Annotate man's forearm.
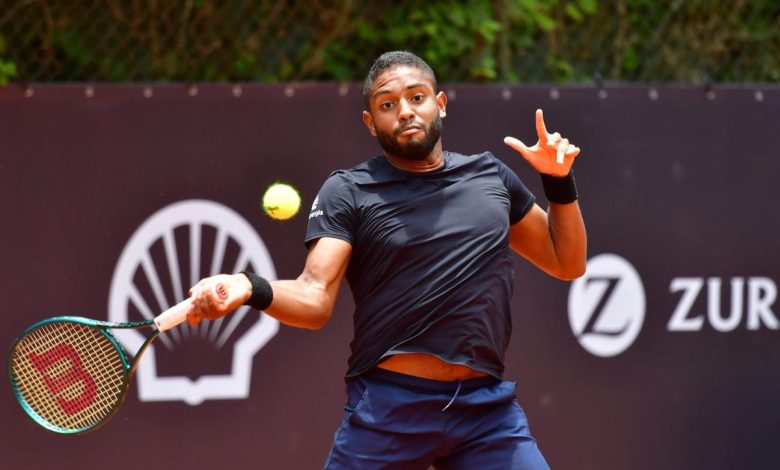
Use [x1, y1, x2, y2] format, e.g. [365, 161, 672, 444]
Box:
[263, 278, 337, 330]
[547, 200, 587, 280]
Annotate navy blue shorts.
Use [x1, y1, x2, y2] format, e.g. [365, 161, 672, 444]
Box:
[323, 368, 549, 470]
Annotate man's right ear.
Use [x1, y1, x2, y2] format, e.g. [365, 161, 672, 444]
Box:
[362, 110, 377, 136]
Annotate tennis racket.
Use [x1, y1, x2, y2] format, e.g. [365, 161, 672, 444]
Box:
[7, 286, 225, 435]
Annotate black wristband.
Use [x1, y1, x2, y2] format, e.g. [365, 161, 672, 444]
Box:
[540, 170, 578, 204]
[240, 271, 274, 310]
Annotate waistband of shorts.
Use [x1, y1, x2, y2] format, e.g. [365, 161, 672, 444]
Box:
[359, 367, 501, 394]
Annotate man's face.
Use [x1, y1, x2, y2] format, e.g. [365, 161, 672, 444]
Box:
[363, 66, 447, 161]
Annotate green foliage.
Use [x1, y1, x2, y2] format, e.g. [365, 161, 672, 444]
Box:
[0, 0, 777, 83]
[0, 59, 17, 85]
[0, 35, 18, 85]
[331, 1, 504, 81]
[315, 0, 587, 82]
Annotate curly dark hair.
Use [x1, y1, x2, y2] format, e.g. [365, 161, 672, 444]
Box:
[362, 51, 437, 108]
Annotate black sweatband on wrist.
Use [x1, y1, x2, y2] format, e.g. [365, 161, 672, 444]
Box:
[540, 170, 578, 204]
[240, 271, 274, 310]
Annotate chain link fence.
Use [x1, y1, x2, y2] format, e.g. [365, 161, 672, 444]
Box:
[1, 0, 778, 84]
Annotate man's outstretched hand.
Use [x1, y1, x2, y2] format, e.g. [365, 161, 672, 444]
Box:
[503, 109, 580, 177]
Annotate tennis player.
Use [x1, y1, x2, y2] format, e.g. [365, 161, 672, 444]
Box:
[188, 51, 586, 469]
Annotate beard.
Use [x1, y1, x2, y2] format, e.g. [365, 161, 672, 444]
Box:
[375, 114, 443, 161]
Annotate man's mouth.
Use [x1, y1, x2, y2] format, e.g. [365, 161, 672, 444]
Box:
[397, 124, 423, 136]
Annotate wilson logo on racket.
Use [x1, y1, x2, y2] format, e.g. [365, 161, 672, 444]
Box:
[8, 300, 198, 434]
[27, 343, 97, 416]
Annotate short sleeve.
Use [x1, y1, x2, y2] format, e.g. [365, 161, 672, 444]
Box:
[305, 171, 357, 247]
[493, 156, 536, 225]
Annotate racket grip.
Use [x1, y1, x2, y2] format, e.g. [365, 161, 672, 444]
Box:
[153, 298, 193, 332]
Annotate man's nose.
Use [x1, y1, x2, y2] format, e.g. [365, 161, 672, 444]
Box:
[398, 98, 415, 120]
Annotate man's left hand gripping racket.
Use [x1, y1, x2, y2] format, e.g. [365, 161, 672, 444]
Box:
[7, 286, 226, 435]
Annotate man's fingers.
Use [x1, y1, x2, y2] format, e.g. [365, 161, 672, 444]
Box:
[547, 132, 561, 148]
[187, 311, 202, 327]
[535, 109, 549, 142]
[556, 138, 569, 164]
[503, 136, 531, 157]
[566, 145, 580, 158]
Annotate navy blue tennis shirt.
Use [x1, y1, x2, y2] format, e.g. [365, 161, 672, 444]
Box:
[305, 151, 536, 379]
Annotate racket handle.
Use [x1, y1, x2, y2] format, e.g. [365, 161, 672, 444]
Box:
[153, 298, 193, 332]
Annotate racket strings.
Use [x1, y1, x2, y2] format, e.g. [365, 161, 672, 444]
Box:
[10, 322, 127, 431]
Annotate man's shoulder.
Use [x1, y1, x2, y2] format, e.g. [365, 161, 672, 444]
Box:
[445, 150, 501, 171]
[446, 150, 496, 161]
[325, 155, 400, 185]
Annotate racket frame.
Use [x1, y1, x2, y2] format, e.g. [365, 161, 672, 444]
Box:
[8, 316, 161, 435]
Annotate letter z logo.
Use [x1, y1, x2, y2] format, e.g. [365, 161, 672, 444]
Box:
[568, 254, 646, 357]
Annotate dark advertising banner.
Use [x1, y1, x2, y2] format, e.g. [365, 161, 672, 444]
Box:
[1, 83, 778, 469]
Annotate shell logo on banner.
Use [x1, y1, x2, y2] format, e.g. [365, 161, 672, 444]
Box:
[108, 200, 279, 405]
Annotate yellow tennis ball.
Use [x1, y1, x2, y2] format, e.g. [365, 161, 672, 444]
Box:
[262, 183, 301, 220]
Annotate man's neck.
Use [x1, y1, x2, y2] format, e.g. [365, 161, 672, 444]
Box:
[384, 142, 444, 173]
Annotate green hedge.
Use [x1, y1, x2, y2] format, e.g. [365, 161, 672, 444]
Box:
[0, 0, 777, 83]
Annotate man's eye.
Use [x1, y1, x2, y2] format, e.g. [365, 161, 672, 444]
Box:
[412, 94, 424, 102]
[381, 102, 394, 110]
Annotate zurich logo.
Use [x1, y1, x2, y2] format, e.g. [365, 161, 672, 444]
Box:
[567, 253, 645, 357]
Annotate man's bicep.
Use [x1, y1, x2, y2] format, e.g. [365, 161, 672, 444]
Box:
[508, 203, 557, 271]
[301, 236, 352, 296]
[262, 237, 351, 329]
